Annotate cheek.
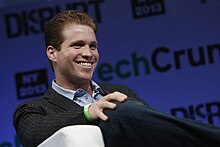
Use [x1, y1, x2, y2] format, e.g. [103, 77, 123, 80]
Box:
[57, 51, 71, 66]
[63, 50, 77, 61]
[95, 51, 99, 60]
[57, 52, 67, 61]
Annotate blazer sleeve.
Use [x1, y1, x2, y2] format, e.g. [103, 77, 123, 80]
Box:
[13, 98, 92, 147]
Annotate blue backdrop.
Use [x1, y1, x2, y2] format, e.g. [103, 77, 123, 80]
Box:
[1, 0, 220, 146]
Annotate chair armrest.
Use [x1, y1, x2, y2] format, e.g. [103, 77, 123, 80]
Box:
[38, 125, 105, 147]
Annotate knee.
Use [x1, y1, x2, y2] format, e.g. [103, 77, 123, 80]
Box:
[104, 97, 144, 120]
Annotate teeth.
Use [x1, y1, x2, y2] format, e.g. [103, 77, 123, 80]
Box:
[79, 62, 92, 67]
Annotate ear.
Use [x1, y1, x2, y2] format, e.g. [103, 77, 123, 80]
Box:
[46, 45, 57, 62]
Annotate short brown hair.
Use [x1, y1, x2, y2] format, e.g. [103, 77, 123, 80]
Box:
[44, 10, 97, 51]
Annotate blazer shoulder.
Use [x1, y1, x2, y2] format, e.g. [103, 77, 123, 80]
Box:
[98, 82, 148, 105]
[98, 82, 136, 96]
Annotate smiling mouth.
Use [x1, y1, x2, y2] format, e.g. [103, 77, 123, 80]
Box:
[76, 62, 93, 67]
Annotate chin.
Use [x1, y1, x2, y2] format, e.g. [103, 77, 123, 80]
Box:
[79, 76, 92, 82]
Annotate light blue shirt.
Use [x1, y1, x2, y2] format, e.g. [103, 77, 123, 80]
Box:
[52, 80, 104, 107]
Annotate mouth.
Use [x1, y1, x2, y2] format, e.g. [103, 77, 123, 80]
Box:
[76, 61, 93, 68]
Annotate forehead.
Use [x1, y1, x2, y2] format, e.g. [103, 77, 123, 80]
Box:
[62, 23, 96, 39]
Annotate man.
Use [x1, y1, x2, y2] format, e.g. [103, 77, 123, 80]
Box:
[13, 10, 220, 147]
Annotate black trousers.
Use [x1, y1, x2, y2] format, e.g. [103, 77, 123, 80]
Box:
[98, 98, 220, 147]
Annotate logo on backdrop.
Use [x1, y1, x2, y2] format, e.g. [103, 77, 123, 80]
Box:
[130, 0, 165, 19]
[97, 43, 220, 82]
[171, 101, 220, 126]
[15, 68, 48, 99]
[4, 0, 104, 39]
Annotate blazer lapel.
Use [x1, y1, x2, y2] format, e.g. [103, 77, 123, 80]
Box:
[43, 87, 81, 110]
[42, 84, 111, 111]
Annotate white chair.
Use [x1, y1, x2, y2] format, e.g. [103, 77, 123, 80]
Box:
[38, 125, 105, 147]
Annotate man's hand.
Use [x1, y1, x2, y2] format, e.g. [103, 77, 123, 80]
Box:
[88, 91, 127, 121]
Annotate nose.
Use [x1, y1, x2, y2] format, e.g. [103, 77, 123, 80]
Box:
[81, 45, 92, 57]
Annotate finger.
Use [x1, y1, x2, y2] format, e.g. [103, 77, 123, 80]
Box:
[97, 111, 109, 121]
[103, 91, 127, 102]
[88, 101, 116, 120]
[102, 101, 117, 109]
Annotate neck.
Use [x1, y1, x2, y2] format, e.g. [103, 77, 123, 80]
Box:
[55, 79, 93, 95]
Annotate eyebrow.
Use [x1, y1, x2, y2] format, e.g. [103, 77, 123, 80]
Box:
[70, 40, 98, 45]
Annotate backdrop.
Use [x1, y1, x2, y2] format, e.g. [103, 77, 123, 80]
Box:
[1, 0, 220, 146]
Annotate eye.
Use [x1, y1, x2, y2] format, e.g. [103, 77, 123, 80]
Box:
[71, 42, 85, 49]
[89, 43, 98, 50]
[73, 45, 82, 49]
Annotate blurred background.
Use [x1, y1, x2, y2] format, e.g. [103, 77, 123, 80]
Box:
[0, 0, 51, 7]
[0, 0, 219, 146]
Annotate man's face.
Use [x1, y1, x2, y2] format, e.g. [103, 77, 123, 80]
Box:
[54, 23, 99, 86]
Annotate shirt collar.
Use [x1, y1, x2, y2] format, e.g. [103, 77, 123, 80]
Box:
[52, 80, 104, 101]
[90, 80, 105, 97]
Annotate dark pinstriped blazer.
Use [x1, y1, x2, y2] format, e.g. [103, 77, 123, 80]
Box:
[13, 83, 145, 147]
